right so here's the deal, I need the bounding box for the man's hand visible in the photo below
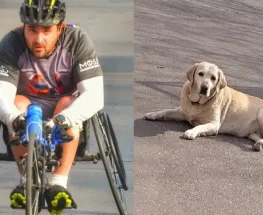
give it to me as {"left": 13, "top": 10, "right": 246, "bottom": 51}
{"left": 52, "top": 124, "right": 73, "bottom": 144}
{"left": 53, "top": 114, "right": 71, "bottom": 129}
{"left": 44, "top": 117, "right": 73, "bottom": 144}
{"left": 12, "top": 113, "right": 26, "bottom": 135}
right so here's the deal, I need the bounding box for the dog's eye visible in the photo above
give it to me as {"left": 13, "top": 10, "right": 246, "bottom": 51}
{"left": 211, "top": 76, "right": 216, "bottom": 81}
{"left": 198, "top": 72, "right": 204, "bottom": 77}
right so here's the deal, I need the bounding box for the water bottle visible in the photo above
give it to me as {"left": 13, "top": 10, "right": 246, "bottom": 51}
{"left": 26, "top": 103, "right": 43, "bottom": 141}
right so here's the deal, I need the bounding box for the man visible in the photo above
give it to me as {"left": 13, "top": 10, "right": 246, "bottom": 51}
{"left": 0, "top": 0, "right": 104, "bottom": 214}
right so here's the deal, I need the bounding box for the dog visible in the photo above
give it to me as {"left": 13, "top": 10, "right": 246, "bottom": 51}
{"left": 144, "top": 62, "right": 263, "bottom": 151}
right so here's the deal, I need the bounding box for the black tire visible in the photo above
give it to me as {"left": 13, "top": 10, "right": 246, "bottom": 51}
{"left": 76, "top": 119, "right": 91, "bottom": 157}
{"left": 26, "top": 133, "right": 41, "bottom": 215}
{"left": 92, "top": 114, "right": 128, "bottom": 215}
{"left": 100, "top": 112, "right": 128, "bottom": 190}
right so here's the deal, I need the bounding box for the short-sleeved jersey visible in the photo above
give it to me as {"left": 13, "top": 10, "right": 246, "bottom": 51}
{"left": 0, "top": 24, "right": 103, "bottom": 119}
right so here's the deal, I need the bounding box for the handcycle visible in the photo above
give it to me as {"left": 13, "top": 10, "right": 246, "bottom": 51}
{"left": 0, "top": 103, "right": 129, "bottom": 215}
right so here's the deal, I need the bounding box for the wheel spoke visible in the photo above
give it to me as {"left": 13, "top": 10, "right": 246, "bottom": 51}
{"left": 26, "top": 133, "right": 41, "bottom": 215}
{"left": 32, "top": 149, "right": 41, "bottom": 214}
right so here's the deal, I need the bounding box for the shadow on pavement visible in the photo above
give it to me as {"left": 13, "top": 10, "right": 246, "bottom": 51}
{"left": 134, "top": 117, "right": 190, "bottom": 138}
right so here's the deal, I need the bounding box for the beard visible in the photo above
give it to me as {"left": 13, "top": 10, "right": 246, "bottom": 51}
{"left": 28, "top": 40, "right": 57, "bottom": 59}
{"left": 31, "top": 45, "right": 48, "bottom": 58}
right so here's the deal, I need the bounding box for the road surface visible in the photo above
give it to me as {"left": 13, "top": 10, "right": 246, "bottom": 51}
{"left": 135, "top": 1, "right": 263, "bottom": 215}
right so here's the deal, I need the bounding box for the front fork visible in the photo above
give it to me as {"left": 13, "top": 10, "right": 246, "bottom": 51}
{"left": 17, "top": 140, "right": 61, "bottom": 210}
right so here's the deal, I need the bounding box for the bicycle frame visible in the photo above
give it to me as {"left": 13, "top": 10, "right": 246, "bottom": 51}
{"left": 14, "top": 104, "right": 68, "bottom": 214}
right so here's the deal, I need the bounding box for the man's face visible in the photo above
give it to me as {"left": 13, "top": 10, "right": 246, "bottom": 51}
{"left": 24, "top": 24, "right": 61, "bottom": 58}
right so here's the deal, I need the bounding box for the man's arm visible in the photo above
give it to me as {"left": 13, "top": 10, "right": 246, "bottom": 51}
{"left": 54, "top": 29, "right": 104, "bottom": 127}
{"left": 56, "top": 76, "right": 103, "bottom": 127}
{"left": 0, "top": 81, "right": 21, "bottom": 127}
{"left": 0, "top": 32, "right": 22, "bottom": 135}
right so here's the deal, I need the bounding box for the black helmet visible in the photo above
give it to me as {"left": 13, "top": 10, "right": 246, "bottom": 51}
{"left": 20, "top": 0, "right": 66, "bottom": 26}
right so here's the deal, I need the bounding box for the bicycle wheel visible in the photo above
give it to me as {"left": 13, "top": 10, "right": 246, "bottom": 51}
{"left": 100, "top": 112, "right": 128, "bottom": 190}
{"left": 92, "top": 114, "right": 128, "bottom": 215}
{"left": 26, "top": 133, "right": 41, "bottom": 215}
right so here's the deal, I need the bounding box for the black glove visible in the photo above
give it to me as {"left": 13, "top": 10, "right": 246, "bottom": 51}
{"left": 53, "top": 114, "right": 73, "bottom": 143}
{"left": 44, "top": 118, "right": 73, "bottom": 144}
{"left": 52, "top": 124, "right": 73, "bottom": 144}
{"left": 12, "top": 113, "right": 26, "bottom": 134}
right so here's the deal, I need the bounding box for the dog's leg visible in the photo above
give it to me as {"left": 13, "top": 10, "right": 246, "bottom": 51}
{"left": 183, "top": 122, "right": 219, "bottom": 140}
{"left": 144, "top": 107, "right": 186, "bottom": 121}
{"left": 248, "top": 133, "right": 263, "bottom": 152}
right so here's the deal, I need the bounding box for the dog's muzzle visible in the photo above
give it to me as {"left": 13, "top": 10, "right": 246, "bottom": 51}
{"left": 200, "top": 85, "right": 208, "bottom": 95}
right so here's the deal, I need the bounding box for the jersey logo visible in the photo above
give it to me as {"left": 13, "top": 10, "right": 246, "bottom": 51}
{"left": 0, "top": 66, "right": 9, "bottom": 77}
{"left": 79, "top": 57, "right": 100, "bottom": 72}
{"left": 26, "top": 73, "right": 65, "bottom": 96}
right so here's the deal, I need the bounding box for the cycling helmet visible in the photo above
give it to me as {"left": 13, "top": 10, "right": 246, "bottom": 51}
{"left": 20, "top": 0, "right": 66, "bottom": 26}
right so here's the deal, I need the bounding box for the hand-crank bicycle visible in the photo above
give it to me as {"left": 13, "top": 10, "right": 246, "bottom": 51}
{"left": 0, "top": 103, "right": 128, "bottom": 215}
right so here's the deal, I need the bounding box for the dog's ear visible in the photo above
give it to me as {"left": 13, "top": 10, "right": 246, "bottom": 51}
{"left": 186, "top": 63, "right": 198, "bottom": 85}
{"left": 218, "top": 69, "right": 227, "bottom": 89}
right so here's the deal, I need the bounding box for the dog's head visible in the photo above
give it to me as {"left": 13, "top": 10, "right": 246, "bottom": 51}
{"left": 186, "top": 62, "right": 227, "bottom": 104}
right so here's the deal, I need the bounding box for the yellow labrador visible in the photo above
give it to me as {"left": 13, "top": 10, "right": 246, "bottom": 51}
{"left": 144, "top": 62, "right": 263, "bottom": 151}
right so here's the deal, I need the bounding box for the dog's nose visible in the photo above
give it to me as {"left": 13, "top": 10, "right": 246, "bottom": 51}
{"left": 200, "top": 85, "right": 208, "bottom": 95}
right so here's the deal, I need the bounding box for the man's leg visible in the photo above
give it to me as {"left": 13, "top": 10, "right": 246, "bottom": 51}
{"left": 10, "top": 95, "right": 31, "bottom": 173}
{"left": 9, "top": 95, "right": 31, "bottom": 208}
{"left": 45, "top": 95, "right": 78, "bottom": 212}
{"left": 50, "top": 95, "right": 80, "bottom": 181}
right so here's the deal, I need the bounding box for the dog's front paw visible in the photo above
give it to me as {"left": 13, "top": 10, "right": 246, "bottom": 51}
{"left": 253, "top": 140, "right": 263, "bottom": 152}
{"left": 143, "top": 112, "right": 164, "bottom": 121}
{"left": 183, "top": 129, "right": 198, "bottom": 140}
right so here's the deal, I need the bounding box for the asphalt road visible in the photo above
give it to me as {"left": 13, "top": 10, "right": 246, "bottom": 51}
{"left": 135, "top": 1, "right": 263, "bottom": 215}
{"left": 0, "top": 0, "right": 133, "bottom": 215}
